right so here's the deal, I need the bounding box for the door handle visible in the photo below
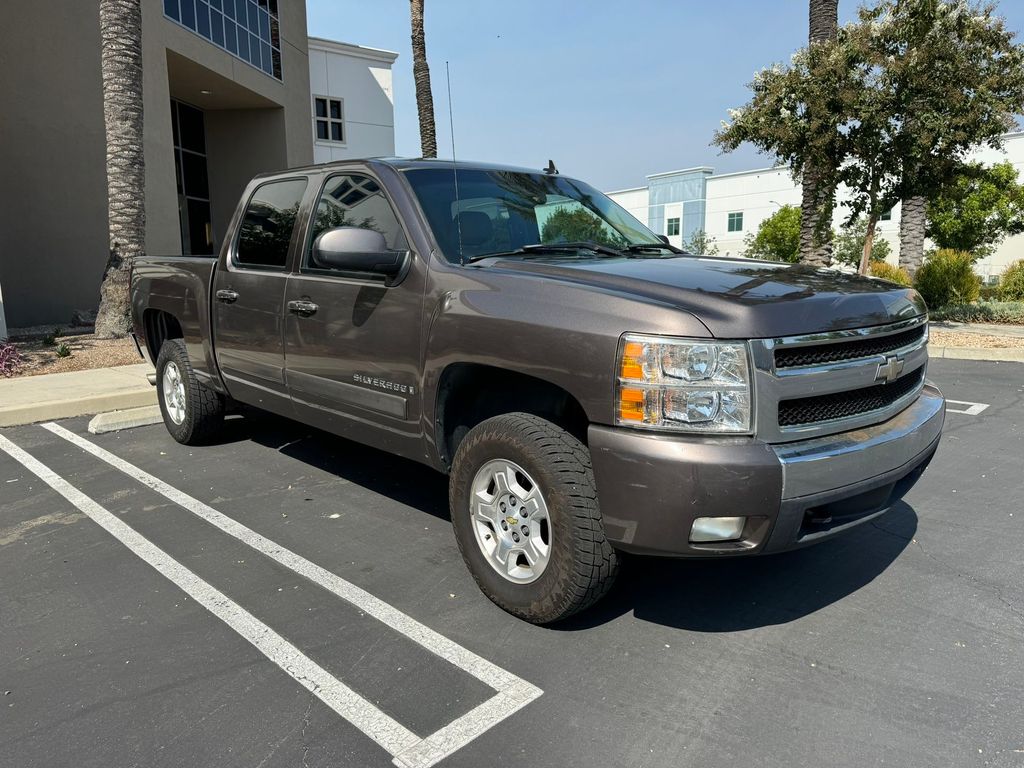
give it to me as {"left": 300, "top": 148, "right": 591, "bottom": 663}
{"left": 288, "top": 299, "right": 319, "bottom": 317}
{"left": 215, "top": 289, "right": 239, "bottom": 304}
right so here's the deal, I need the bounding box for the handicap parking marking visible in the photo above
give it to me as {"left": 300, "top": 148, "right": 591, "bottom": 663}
{"left": 945, "top": 399, "right": 990, "bottom": 416}
{"left": 37, "top": 422, "right": 542, "bottom": 768}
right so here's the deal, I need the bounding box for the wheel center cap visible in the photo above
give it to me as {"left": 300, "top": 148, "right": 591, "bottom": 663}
{"left": 505, "top": 515, "right": 518, "bottom": 526}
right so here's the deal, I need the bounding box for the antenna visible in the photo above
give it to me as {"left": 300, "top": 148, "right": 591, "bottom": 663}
{"left": 446, "top": 61, "right": 465, "bottom": 265}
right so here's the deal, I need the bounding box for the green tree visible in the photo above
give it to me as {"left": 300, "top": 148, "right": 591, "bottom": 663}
{"left": 715, "top": 0, "right": 1024, "bottom": 276}
{"left": 540, "top": 206, "right": 627, "bottom": 248}
{"left": 684, "top": 229, "right": 720, "bottom": 256}
{"left": 95, "top": 0, "right": 145, "bottom": 338}
{"left": 743, "top": 205, "right": 801, "bottom": 262}
{"left": 832, "top": 217, "right": 893, "bottom": 268}
{"left": 927, "top": 162, "right": 1024, "bottom": 258}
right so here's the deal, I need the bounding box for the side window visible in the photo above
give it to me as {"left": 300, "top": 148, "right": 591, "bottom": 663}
{"left": 307, "top": 173, "right": 408, "bottom": 269}
{"left": 235, "top": 178, "right": 308, "bottom": 269}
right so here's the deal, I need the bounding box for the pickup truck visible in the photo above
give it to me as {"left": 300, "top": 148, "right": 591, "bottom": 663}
{"left": 131, "top": 158, "right": 945, "bottom": 624}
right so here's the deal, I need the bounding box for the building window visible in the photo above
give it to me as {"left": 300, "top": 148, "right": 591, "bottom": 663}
{"left": 727, "top": 212, "right": 744, "bottom": 232}
{"left": 164, "top": 0, "right": 282, "bottom": 80}
{"left": 314, "top": 97, "right": 345, "bottom": 143}
{"left": 172, "top": 100, "right": 214, "bottom": 255}
{"left": 666, "top": 217, "right": 680, "bottom": 237}
{"left": 880, "top": 208, "right": 893, "bottom": 221}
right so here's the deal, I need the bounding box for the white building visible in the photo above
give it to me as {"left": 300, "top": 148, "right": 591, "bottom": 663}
{"left": 308, "top": 38, "right": 397, "bottom": 164}
{"left": 608, "top": 131, "right": 1024, "bottom": 282}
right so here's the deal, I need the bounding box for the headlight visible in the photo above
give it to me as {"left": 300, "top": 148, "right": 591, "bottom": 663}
{"left": 616, "top": 334, "right": 753, "bottom": 433}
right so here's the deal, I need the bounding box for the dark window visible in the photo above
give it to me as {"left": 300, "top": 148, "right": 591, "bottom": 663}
{"left": 666, "top": 217, "right": 680, "bottom": 237}
{"left": 165, "top": 0, "right": 281, "bottom": 79}
{"left": 880, "top": 208, "right": 893, "bottom": 221}
{"left": 312, "top": 97, "right": 344, "bottom": 144}
{"left": 172, "top": 100, "right": 213, "bottom": 255}
{"left": 727, "top": 211, "right": 743, "bottom": 232}
{"left": 307, "top": 174, "right": 407, "bottom": 271}
{"left": 176, "top": 102, "right": 206, "bottom": 153}
{"left": 236, "top": 179, "right": 308, "bottom": 269}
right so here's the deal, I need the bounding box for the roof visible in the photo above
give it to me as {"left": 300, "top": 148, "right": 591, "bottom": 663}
{"left": 307, "top": 37, "right": 399, "bottom": 63}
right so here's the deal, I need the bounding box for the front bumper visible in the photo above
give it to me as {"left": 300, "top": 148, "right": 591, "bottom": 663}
{"left": 589, "top": 384, "right": 945, "bottom": 557}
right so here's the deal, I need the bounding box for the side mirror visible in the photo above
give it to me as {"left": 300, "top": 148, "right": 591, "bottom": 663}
{"left": 658, "top": 234, "right": 670, "bottom": 245}
{"left": 312, "top": 227, "right": 408, "bottom": 281}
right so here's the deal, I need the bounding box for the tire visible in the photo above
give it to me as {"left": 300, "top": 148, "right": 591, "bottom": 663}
{"left": 155, "top": 338, "right": 225, "bottom": 445}
{"left": 449, "top": 413, "right": 619, "bottom": 623}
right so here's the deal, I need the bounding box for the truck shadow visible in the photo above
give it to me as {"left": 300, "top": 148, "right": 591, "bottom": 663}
{"left": 558, "top": 503, "right": 917, "bottom": 632}
{"left": 222, "top": 410, "right": 917, "bottom": 632}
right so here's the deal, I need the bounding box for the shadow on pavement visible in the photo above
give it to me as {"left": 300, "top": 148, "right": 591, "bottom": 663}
{"left": 216, "top": 409, "right": 917, "bottom": 632}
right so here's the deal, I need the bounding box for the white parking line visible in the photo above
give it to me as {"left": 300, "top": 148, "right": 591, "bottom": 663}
{"left": 945, "top": 399, "right": 990, "bottom": 416}
{"left": 40, "top": 422, "right": 542, "bottom": 768}
{"left": 0, "top": 432, "right": 420, "bottom": 758}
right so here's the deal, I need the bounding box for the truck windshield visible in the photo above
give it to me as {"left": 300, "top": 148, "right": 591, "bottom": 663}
{"left": 402, "top": 168, "right": 664, "bottom": 263}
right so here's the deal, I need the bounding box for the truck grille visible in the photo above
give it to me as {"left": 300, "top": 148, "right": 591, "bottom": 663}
{"left": 777, "top": 368, "right": 924, "bottom": 427}
{"left": 774, "top": 325, "right": 926, "bottom": 369}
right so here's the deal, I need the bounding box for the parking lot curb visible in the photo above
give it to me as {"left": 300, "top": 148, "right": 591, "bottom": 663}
{"left": 0, "top": 364, "right": 156, "bottom": 427}
{"left": 930, "top": 346, "right": 1024, "bottom": 363}
{"left": 88, "top": 405, "right": 163, "bottom": 434}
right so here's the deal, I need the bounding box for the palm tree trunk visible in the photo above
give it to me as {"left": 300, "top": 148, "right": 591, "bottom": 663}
{"left": 410, "top": 0, "right": 437, "bottom": 159}
{"left": 898, "top": 195, "right": 927, "bottom": 276}
{"left": 799, "top": 0, "right": 839, "bottom": 267}
{"left": 95, "top": 0, "right": 145, "bottom": 339}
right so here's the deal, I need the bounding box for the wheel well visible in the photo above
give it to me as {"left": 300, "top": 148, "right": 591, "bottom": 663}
{"left": 143, "top": 309, "right": 183, "bottom": 358}
{"left": 436, "top": 363, "right": 589, "bottom": 469}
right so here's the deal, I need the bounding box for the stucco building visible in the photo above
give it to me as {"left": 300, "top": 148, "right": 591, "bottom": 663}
{"left": 0, "top": 1, "right": 397, "bottom": 330}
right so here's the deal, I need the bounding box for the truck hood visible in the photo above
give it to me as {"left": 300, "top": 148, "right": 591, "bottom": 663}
{"left": 493, "top": 256, "right": 927, "bottom": 338}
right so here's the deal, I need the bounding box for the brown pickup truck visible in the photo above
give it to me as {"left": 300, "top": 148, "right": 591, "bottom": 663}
{"left": 131, "top": 158, "right": 945, "bottom": 623}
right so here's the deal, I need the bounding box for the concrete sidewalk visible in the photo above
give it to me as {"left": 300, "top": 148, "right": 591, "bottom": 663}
{"left": 0, "top": 363, "right": 155, "bottom": 427}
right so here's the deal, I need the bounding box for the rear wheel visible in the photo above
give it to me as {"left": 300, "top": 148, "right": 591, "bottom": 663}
{"left": 155, "top": 339, "right": 225, "bottom": 445}
{"left": 449, "top": 413, "right": 619, "bottom": 623}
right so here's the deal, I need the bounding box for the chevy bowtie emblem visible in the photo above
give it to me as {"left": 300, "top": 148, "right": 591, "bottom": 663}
{"left": 875, "top": 354, "right": 905, "bottom": 384}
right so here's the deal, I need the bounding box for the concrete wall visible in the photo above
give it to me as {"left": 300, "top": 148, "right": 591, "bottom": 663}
{"left": 0, "top": 0, "right": 313, "bottom": 328}
{"left": 308, "top": 39, "right": 397, "bottom": 163}
{"left": 0, "top": 2, "right": 108, "bottom": 328}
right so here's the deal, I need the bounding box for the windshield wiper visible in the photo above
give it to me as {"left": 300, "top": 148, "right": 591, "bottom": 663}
{"left": 466, "top": 241, "right": 627, "bottom": 264}
{"left": 621, "top": 242, "right": 687, "bottom": 255}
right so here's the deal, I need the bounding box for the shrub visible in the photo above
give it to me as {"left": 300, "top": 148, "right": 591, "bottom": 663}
{"left": 1, "top": 340, "right": 24, "bottom": 377}
{"left": 979, "top": 284, "right": 1001, "bottom": 301}
{"left": 42, "top": 328, "right": 58, "bottom": 346}
{"left": 999, "top": 260, "right": 1024, "bottom": 301}
{"left": 913, "top": 249, "right": 980, "bottom": 308}
{"left": 929, "top": 300, "right": 1024, "bottom": 324}
{"left": 868, "top": 261, "right": 912, "bottom": 286}
{"left": 55, "top": 342, "right": 72, "bottom": 358}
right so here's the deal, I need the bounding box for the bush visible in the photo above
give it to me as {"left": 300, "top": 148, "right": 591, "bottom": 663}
{"left": 868, "top": 261, "right": 912, "bottom": 286}
{"left": 979, "top": 284, "right": 1001, "bottom": 301}
{"left": 1, "top": 341, "right": 24, "bottom": 377}
{"left": 55, "top": 342, "right": 72, "bottom": 359}
{"left": 999, "top": 260, "right": 1024, "bottom": 301}
{"left": 913, "top": 249, "right": 980, "bottom": 308}
{"left": 929, "top": 300, "right": 1024, "bottom": 324}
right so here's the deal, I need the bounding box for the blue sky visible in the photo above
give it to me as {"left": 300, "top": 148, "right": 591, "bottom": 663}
{"left": 307, "top": 0, "right": 1024, "bottom": 191}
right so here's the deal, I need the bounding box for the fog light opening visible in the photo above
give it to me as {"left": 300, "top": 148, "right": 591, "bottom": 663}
{"left": 690, "top": 516, "right": 746, "bottom": 543}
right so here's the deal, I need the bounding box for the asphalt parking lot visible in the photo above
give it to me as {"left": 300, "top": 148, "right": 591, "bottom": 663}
{"left": 2, "top": 358, "right": 1022, "bottom": 768}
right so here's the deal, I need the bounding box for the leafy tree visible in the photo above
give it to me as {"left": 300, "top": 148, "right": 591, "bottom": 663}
{"left": 927, "top": 162, "right": 1024, "bottom": 258}
{"left": 684, "top": 229, "right": 720, "bottom": 256}
{"left": 832, "top": 217, "right": 892, "bottom": 268}
{"left": 95, "top": 0, "right": 144, "bottom": 338}
{"left": 540, "top": 206, "right": 627, "bottom": 248}
{"left": 715, "top": 0, "right": 1024, "bottom": 276}
{"left": 743, "top": 205, "right": 801, "bottom": 262}
{"left": 410, "top": 0, "right": 436, "bottom": 158}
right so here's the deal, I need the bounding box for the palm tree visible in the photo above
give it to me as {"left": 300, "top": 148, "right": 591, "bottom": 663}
{"left": 94, "top": 0, "right": 145, "bottom": 338}
{"left": 799, "top": 0, "right": 839, "bottom": 268}
{"left": 410, "top": 0, "right": 437, "bottom": 158}
{"left": 898, "top": 195, "right": 926, "bottom": 276}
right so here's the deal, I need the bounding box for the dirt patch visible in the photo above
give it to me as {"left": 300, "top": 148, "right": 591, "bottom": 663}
{"left": 5, "top": 332, "right": 142, "bottom": 377}
{"left": 930, "top": 329, "right": 1024, "bottom": 349}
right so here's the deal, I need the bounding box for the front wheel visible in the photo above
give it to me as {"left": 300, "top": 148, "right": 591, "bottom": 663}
{"left": 449, "top": 413, "right": 619, "bottom": 624}
{"left": 155, "top": 339, "right": 225, "bottom": 445}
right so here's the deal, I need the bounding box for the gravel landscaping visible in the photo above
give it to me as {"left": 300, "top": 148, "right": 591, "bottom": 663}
{"left": 930, "top": 328, "right": 1024, "bottom": 349}
{"left": 5, "top": 332, "right": 141, "bottom": 377}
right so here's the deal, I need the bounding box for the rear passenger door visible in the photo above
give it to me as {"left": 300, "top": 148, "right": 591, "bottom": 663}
{"left": 212, "top": 177, "right": 308, "bottom": 416}
{"left": 283, "top": 170, "right": 426, "bottom": 458}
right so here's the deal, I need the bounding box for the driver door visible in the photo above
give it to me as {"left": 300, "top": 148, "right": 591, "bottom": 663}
{"left": 283, "top": 170, "right": 426, "bottom": 459}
